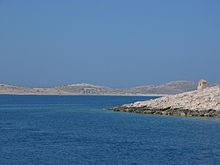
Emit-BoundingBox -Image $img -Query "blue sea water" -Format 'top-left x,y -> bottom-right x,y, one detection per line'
0,95 -> 220,165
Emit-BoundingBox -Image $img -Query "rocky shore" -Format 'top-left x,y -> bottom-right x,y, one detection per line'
107,86 -> 220,117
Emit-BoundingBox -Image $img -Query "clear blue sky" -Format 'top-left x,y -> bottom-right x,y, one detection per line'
0,0 -> 220,88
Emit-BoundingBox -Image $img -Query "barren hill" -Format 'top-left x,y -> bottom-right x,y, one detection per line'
54,83 -> 112,94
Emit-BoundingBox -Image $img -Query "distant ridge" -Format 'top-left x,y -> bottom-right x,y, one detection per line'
110,81 -> 218,95
54,83 -> 111,94
0,81 -> 218,96
66,83 -> 105,87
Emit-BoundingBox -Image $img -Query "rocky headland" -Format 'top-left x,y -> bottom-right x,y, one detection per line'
108,85 -> 220,117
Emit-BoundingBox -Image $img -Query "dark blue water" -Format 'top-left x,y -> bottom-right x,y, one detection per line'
0,95 -> 220,165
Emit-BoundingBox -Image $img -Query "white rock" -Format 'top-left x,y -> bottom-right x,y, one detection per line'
124,86 -> 220,111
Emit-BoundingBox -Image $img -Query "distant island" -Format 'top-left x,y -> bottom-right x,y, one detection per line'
0,81 -> 218,96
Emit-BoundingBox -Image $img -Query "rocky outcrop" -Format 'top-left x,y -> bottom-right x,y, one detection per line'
108,86 -> 220,117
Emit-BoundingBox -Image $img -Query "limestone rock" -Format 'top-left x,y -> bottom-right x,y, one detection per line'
110,86 -> 220,117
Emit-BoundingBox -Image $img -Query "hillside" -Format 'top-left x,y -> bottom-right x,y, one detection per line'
54,83 -> 112,94
112,81 -> 217,95
0,81 -> 218,96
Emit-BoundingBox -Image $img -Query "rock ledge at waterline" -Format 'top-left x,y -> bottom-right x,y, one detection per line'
107,86 -> 220,117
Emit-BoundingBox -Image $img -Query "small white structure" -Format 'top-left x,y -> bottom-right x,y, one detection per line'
197,80 -> 207,90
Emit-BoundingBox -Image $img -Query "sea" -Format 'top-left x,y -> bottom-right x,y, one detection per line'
0,95 -> 220,165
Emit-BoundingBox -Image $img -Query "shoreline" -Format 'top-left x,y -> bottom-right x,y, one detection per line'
106,107 -> 220,118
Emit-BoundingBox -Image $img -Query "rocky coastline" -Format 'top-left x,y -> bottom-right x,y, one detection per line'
107,86 -> 220,118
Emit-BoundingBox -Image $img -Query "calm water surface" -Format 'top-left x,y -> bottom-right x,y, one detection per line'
0,95 -> 220,165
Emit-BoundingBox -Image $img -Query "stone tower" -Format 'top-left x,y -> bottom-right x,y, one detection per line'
197,80 -> 207,90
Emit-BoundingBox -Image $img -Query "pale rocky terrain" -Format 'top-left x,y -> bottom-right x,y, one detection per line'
109,86 -> 220,117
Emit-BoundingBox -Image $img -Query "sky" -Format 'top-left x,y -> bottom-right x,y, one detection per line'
0,0 -> 220,88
